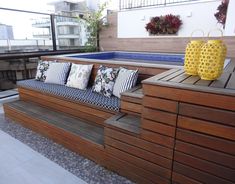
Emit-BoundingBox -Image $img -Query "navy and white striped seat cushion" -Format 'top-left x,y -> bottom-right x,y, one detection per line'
17,79 -> 120,112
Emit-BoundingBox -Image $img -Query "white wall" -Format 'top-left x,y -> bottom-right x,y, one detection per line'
224,0 -> 235,36
118,0 -> 235,38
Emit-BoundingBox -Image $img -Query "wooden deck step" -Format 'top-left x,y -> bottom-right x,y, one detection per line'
105,113 -> 141,135
121,86 -> 143,116
4,100 -> 104,146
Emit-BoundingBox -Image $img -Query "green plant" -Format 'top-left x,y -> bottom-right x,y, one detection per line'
79,2 -> 109,51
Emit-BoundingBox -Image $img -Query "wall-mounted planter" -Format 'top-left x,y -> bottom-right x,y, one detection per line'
145,14 -> 182,35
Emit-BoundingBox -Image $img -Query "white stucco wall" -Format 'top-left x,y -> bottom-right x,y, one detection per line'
224,0 -> 235,36
118,0 -> 235,38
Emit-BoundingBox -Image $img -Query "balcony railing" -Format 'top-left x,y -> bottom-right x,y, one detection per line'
119,0 -> 204,10
0,7 -> 89,57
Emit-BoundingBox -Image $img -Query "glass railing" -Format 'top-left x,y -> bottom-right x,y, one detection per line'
0,7 -> 89,54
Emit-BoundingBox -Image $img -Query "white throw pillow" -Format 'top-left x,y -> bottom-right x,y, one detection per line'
66,64 -> 93,90
44,62 -> 71,85
113,68 -> 138,98
35,60 -> 56,81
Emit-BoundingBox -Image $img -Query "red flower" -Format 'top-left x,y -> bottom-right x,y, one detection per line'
214,0 -> 229,28
145,14 -> 182,35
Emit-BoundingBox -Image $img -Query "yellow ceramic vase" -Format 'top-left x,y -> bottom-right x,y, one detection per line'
198,40 -> 227,80
184,40 -> 205,75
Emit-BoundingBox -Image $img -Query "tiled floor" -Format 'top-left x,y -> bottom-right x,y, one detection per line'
0,130 -> 87,184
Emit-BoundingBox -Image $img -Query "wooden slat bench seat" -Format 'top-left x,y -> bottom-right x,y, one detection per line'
17,79 -> 120,126
4,100 -> 105,164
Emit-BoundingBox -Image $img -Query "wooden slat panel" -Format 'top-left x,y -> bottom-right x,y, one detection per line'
179,103 -> 235,127
176,129 -> 235,155
105,128 -> 173,159
169,73 -> 190,83
143,84 -> 235,111
121,85 -> 143,99
106,145 -> 171,177
105,154 -> 167,184
105,136 -> 172,170
175,140 -> 235,169
178,116 -> 235,141
172,172 -> 203,184
210,73 -> 231,88
121,101 -> 142,114
174,151 -> 235,182
181,75 -> 200,84
194,79 -> 212,86
105,137 -> 172,170
142,119 -> 175,137
224,60 -> 235,73
143,96 -> 178,113
161,70 -> 185,81
226,73 -> 235,89
19,88 -> 114,125
144,68 -> 181,83
141,130 -> 174,148
173,162 -> 233,184
121,95 -> 142,104
142,107 -> 177,126
106,146 -> 171,183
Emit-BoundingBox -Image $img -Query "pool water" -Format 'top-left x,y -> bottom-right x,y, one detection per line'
68,51 -> 185,65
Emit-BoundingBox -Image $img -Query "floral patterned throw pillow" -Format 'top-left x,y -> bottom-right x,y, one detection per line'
35,60 -> 55,81
92,65 -> 119,97
66,64 -> 93,90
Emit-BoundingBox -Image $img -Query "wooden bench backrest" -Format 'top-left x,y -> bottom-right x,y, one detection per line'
41,56 -> 171,84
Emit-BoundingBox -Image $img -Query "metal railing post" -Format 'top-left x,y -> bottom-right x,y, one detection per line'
50,14 -> 57,51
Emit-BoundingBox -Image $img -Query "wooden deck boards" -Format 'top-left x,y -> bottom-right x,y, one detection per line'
6,101 -> 104,146
105,113 -> 141,135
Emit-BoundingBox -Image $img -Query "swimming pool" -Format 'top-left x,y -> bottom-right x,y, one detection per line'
67,51 -> 185,66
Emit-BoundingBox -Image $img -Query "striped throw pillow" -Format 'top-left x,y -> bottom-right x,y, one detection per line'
113,68 -> 138,98
44,62 -> 71,85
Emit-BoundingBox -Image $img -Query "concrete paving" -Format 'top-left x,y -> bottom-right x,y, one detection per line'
0,130 -> 87,184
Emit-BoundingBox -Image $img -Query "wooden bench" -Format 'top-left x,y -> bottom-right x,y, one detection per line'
5,56 -> 235,184
17,56 -> 169,127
